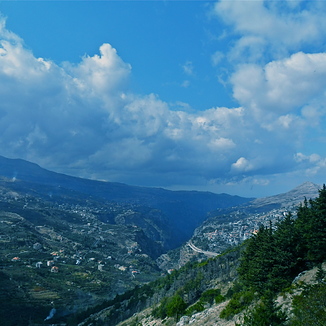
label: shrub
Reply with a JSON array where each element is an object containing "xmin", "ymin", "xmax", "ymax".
[
  {"xmin": 289, "ymin": 283, "xmax": 326, "ymax": 326},
  {"xmin": 185, "ymin": 301, "xmax": 205, "ymax": 315},
  {"xmin": 214, "ymin": 294, "xmax": 225, "ymax": 304},
  {"xmin": 152, "ymin": 294, "xmax": 187, "ymax": 320},
  {"xmin": 200, "ymin": 288, "xmax": 221, "ymax": 304},
  {"xmin": 220, "ymin": 290, "xmax": 255, "ymax": 319},
  {"xmin": 166, "ymin": 294, "xmax": 187, "ymax": 319},
  {"xmin": 241, "ymin": 293, "xmax": 287, "ymax": 326}
]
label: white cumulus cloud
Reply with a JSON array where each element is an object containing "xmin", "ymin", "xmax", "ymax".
[
  {"xmin": 231, "ymin": 157, "xmax": 254, "ymax": 173},
  {"xmin": 231, "ymin": 52, "xmax": 326, "ymax": 134},
  {"xmin": 213, "ymin": 0, "xmax": 326, "ymax": 62},
  {"xmin": 0, "ymin": 7, "xmax": 326, "ymax": 197}
]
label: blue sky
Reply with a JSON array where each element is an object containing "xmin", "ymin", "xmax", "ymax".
[{"xmin": 0, "ymin": 0, "xmax": 325, "ymax": 198}]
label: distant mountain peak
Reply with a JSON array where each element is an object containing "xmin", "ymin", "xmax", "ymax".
[
  {"xmin": 291, "ymin": 181, "xmax": 321, "ymax": 192},
  {"xmin": 250, "ymin": 181, "xmax": 321, "ymax": 209}
]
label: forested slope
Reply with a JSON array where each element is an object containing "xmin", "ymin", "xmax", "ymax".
[
  {"xmin": 86, "ymin": 185, "xmax": 326, "ymax": 326},
  {"xmin": 222, "ymin": 184, "xmax": 326, "ymax": 325}
]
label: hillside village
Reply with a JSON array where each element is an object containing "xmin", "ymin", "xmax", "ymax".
[
  {"xmin": 0, "ymin": 184, "xmax": 169, "ymax": 324},
  {"xmin": 1, "ymin": 206, "xmax": 161, "ymax": 274},
  {"xmin": 1, "ymin": 193, "xmax": 309, "ymax": 283},
  {"xmin": 192, "ymin": 206, "xmax": 295, "ymax": 254},
  {"xmin": 156, "ymin": 206, "xmax": 296, "ymax": 272},
  {"xmin": 159, "ymin": 182, "xmax": 321, "ymax": 271},
  {"xmin": 0, "ymin": 176, "xmax": 322, "ymax": 325}
]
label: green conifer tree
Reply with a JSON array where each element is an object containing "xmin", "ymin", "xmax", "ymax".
[
  {"xmin": 238, "ymin": 224, "xmax": 279, "ymax": 294},
  {"xmin": 241, "ymin": 292, "xmax": 287, "ymax": 326},
  {"xmin": 166, "ymin": 294, "xmax": 187, "ymax": 320}
]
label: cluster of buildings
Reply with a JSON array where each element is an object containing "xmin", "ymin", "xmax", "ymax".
[{"xmin": 195, "ymin": 207, "xmax": 294, "ymax": 254}]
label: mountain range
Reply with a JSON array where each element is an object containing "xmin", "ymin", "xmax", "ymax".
[
  {"xmin": 0, "ymin": 155, "xmax": 253, "ymax": 249},
  {"xmin": 0, "ymin": 155, "xmax": 322, "ymax": 325}
]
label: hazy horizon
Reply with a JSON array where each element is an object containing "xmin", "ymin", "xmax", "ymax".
[{"xmin": 0, "ymin": 1, "xmax": 325, "ymax": 198}]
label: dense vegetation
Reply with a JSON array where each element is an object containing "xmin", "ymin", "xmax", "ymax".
[
  {"xmin": 239, "ymin": 185, "xmax": 326, "ymax": 291},
  {"xmin": 290, "ymin": 279, "xmax": 326, "ymax": 326},
  {"xmin": 1, "ymin": 175, "xmax": 324, "ymax": 325},
  {"xmin": 220, "ymin": 185, "xmax": 326, "ymax": 325},
  {"xmin": 68, "ymin": 248, "xmax": 239, "ymax": 325},
  {"xmin": 70, "ymin": 186, "xmax": 326, "ymax": 325}
]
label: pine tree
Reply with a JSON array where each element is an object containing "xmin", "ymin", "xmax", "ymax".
[
  {"xmin": 237, "ymin": 185, "xmax": 326, "ymax": 326},
  {"xmin": 241, "ymin": 292, "xmax": 287, "ymax": 326},
  {"xmin": 306, "ymin": 185, "xmax": 326, "ymax": 262},
  {"xmin": 238, "ymin": 223, "xmax": 288, "ymax": 294},
  {"xmin": 290, "ymin": 283, "xmax": 326, "ymax": 326},
  {"xmin": 165, "ymin": 294, "xmax": 187, "ymax": 320},
  {"xmin": 273, "ymin": 213, "xmax": 304, "ymax": 281},
  {"xmin": 295, "ymin": 185, "xmax": 326, "ymax": 263}
]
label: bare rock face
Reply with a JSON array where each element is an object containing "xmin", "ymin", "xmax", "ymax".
[
  {"xmin": 176, "ymin": 315, "xmax": 190, "ymax": 326},
  {"xmin": 249, "ymin": 181, "xmax": 321, "ymax": 209}
]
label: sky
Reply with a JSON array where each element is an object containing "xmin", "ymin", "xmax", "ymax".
[{"xmin": 0, "ymin": 0, "xmax": 325, "ymax": 198}]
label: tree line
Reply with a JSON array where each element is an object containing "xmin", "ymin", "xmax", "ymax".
[
  {"xmin": 65, "ymin": 185, "xmax": 326, "ymax": 325},
  {"xmin": 238, "ymin": 184, "xmax": 326, "ymax": 294},
  {"xmin": 232, "ymin": 184, "xmax": 326, "ymax": 325}
]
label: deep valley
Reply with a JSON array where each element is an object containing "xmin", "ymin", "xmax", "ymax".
[{"xmin": 0, "ymin": 155, "xmax": 323, "ymax": 326}]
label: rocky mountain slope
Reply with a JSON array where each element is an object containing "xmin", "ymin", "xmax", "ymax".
[
  {"xmin": 0, "ymin": 155, "xmax": 252, "ymax": 325},
  {"xmin": 75, "ymin": 247, "xmax": 241, "ymax": 326},
  {"xmin": 109, "ymin": 184, "xmax": 326, "ymax": 326},
  {"xmin": 0, "ymin": 178, "xmax": 166, "ymax": 325},
  {"xmin": 117, "ymin": 262, "xmax": 326, "ymax": 326},
  {"xmin": 0, "ymin": 155, "xmax": 253, "ymax": 248},
  {"xmin": 157, "ymin": 181, "xmax": 321, "ymax": 271},
  {"xmin": 245, "ymin": 181, "xmax": 321, "ymax": 210},
  {"xmin": 0, "ymin": 155, "xmax": 323, "ymax": 326}
]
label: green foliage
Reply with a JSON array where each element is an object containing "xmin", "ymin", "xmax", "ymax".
[
  {"xmin": 315, "ymin": 264, "xmax": 326, "ymax": 283},
  {"xmin": 183, "ymin": 271, "xmax": 204, "ymax": 292},
  {"xmin": 200, "ymin": 288, "xmax": 221, "ymax": 304},
  {"xmin": 185, "ymin": 301, "xmax": 205, "ymax": 315},
  {"xmin": 166, "ymin": 294, "xmax": 187, "ymax": 318},
  {"xmin": 153, "ymin": 294, "xmax": 187, "ymax": 320},
  {"xmin": 152, "ymin": 297, "xmax": 169, "ymax": 319},
  {"xmin": 238, "ymin": 185, "xmax": 326, "ymax": 296},
  {"xmin": 295, "ymin": 185, "xmax": 326, "ymax": 263},
  {"xmin": 214, "ymin": 293, "xmax": 225, "ymax": 304},
  {"xmin": 220, "ymin": 290, "xmax": 255, "ymax": 319},
  {"xmin": 196, "ymin": 260, "xmax": 208, "ymax": 267},
  {"xmin": 225, "ymin": 281, "xmax": 243, "ymax": 298},
  {"xmin": 289, "ymin": 283, "xmax": 326, "ymax": 326},
  {"xmin": 185, "ymin": 288, "xmax": 225, "ymax": 316},
  {"xmin": 241, "ymin": 292, "xmax": 287, "ymax": 326},
  {"xmin": 234, "ymin": 186, "xmax": 326, "ymax": 326},
  {"xmin": 238, "ymin": 224, "xmax": 274, "ymax": 293}
]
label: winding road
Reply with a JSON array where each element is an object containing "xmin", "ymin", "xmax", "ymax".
[{"xmin": 187, "ymin": 241, "xmax": 219, "ymax": 257}]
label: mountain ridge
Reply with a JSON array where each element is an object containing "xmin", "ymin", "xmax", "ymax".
[
  {"xmin": 0, "ymin": 154, "xmax": 323, "ymax": 325},
  {"xmin": 0, "ymin": 155, "xmax": 253, "ymax": 247},
  {"xmin": 248, "ymin": 181, "xmax": 321, "ymax": 208},
  {"xmin": 157, "ymin": 180, "xmax": 321, "ymax": 271}
]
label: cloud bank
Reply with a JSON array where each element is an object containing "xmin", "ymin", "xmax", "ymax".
[{"xmin": 1, "ymin": 1, "xmax": 326, "ymax": 196}]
